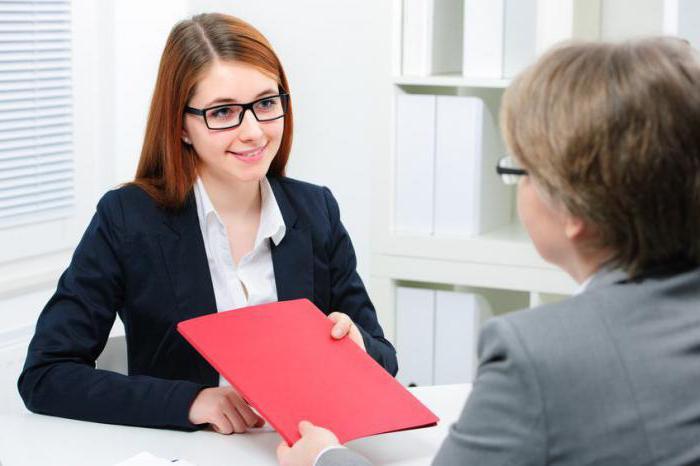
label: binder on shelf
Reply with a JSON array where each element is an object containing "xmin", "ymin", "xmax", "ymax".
[
  {"xmin": 177, "ymin": 299, "xmax": 439, "ymax": 445},
  {"xmin": 396, "ymin": 286, "xmax": 436, "ymax": 387},
  {"xmin": 462, "ymin": 0, "xmax": 600, "ymax": 79},
  {"xmin": 433, "ymin": 95, "xmax": 511, "ymax": 237},
  {"xmin": 663, "ymin": 0, "xmax": 700, "ymax": 49},
  {"xmin": 462, "ymin": 0, "xmax": 505, "ymax": 78},
  {"xmin": 394, "ymin": 93, "xmax": 436, "ymax": 235},
  {"xmin": 503, "ymin": 0, "xmax": 537, "ymax": 78},
  {"xmin": 434, "ymin": 290, "xmax": 493, "ymax": 384},
  {"xmin": 402, "ymin": 0, "xmax": 463, "ymax": 76},
  {"xmin": 535, "ymin": 0, "xmax": 601, "ymax": 54}
]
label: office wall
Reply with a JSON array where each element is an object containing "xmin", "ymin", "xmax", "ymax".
[{"xmin": 113, "ymin": 0, "xmax": 189, "ymax": 185}]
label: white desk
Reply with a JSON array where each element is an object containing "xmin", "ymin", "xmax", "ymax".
[{"xmin": 0, "ymin": 366, "xmax": 470, "ymax": 466}]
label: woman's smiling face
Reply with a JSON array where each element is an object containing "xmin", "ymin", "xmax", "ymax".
[{"xmin": 183, "ymin": 60, "xmax": 284, "ymax": 186}]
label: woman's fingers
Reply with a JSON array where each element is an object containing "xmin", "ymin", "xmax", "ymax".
[
  {"xmin": 254, "ymin": 416, "xmax": 266, "ymax": 428},
  {"xmin": 348, "ymin": 323, "xmax": 367, "ymax": 351},
  {"xmin": 210, "ymin": 412, "xmax": 234, "ymax": 435},
  {"xmin": 328, "ymin": 312, "xmax": 352, "ymax": 339},
  {"xmin": 222, "ymin": 403, "xmax": 249, "ymax": 433},
  {"xmin": 189, "ymin": 386, "xmax": 263, "ymax": 434},
  {"xmin": 227, "ymin": 391, "xmax": 264, "ymax": 428},
  {"xmin": 328, "ymin": 312, "xmax": 366, "ymax": 351}
]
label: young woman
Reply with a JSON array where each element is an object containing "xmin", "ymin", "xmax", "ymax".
[
  {"xmin": 18, "ymin": 13, "xmax": 397, "ymax": 434},
  {"xmin": 278, "ymin": 37, "xmax": 700, "ymax": 466}
]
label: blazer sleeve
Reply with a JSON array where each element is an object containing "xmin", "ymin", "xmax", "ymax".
[
  {"xmin": 432, "ymin": 317, "xmax": 547, "ymax": 465},
  {"xmin": 17, "ymin": 191, "xmax": 205, "ymax": 430},
  {"xmin": 321, "ymin": 187, "xmax": 398, "ymax": 376}
]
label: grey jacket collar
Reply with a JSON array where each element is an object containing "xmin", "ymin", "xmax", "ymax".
[{"xmin": 586, "ymin": 267, "xmax": 630, "ymax": 292}]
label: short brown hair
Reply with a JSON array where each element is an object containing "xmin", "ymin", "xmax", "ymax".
[
  {"xmin": 501, "ymin": 37, "xmax": 700, "ymax": 277},
  {"xmin": 132, "ymin": 13, "xmax": 293, "ymax": 209}
]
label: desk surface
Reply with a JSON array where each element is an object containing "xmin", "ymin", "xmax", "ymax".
[{"xmin": 0, "ymin": 355, "xmax": 470, "ymax": 466}]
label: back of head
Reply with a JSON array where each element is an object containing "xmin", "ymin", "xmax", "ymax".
[{"xmin": 501, "ymin": 37, "xmax": 700, "ymax": 277}]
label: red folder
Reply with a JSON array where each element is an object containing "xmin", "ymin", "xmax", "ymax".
[{"xmin": 177, "ymin": 299, "xmax": 439, "ymax": 445}]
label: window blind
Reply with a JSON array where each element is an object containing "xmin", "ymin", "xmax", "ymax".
[{"xmin": 0, "ymin": 0, "xmax": 73, "ymax": 229}]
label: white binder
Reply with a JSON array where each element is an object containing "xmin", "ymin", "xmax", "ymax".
[
  {"xmin": 503, "ymin": 0, "xmax": 537, "ymax": 78},
  {"xmin": 463, "ymin": 0, "xmax": 537, "ymax": 79},
  {"xmin": 402, "ymin": 0, "xmax": 432, "ymax": 76},
  {"xmin": 463, "ymin": 0, "xmax": 600, "ymax": 79},
  {"xmin": 434, "ymin": 290, "xmax": 493, "ymax": 384},
  {"xmin": 402, "ymin": 0, "xmax": 464, "ymax": 76},
  {"xmin": 535, "ymin": 0, "xmax": 601, "ymax": 54},
  {"xmin": 462, "ymin": 0, "xmax": 505, "ymax": 78},
  {"xmin": 433, "ymin": 95, "xmax": 511, "ymax": 237},
  {"xmin": 394, "ymin": 94, "xmax": 436, "ymax": 235},
  {"xmin": 396, "ymin": 286, "xmax": 436, "ymax": 387}
]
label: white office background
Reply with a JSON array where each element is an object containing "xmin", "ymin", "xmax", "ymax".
[{"xmin": 0, "ymin": 0, "xmax": 683, "ymax": 372}]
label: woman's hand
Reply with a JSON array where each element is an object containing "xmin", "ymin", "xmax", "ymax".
[
  {"xmin": 188, "ymin": 386, "xmax": 265, "ymax": 434},
  {"xmin": 277, "ymin": 421, "xmax": 340, "ymax": 466},
  {"xmin": 328, "ymin": 312, "xmax": 366, "ymax": 352}
]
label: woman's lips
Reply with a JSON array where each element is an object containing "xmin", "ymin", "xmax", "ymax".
[{"xmin": 228, "ymin": 144, "xmax": 266, "ymax": 163}]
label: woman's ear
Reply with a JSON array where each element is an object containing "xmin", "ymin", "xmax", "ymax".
[{"xmin": 181, "ymin": 130, "xmax": 192, "ymax": 145}]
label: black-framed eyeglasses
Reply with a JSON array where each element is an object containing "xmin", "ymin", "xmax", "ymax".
[
  {"xmin": 184, "ymin": 93, "xmax": 289, "ymax": 130},
  {"xmin": 496, "ymin": 155, "xmax": 528, "ymax": 185}
]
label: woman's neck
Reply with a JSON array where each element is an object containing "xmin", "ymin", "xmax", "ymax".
[{"xmin": 199, "ymin": 171, "xmax": 261, "ymax": 219}]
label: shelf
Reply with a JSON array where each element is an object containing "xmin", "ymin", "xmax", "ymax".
[
  {"xmin": 371, "ymin": 222, "xmax": 577, "ymax": 295},
  {"xmin": 371, "ymin": 253, "xmax": 576, "ymax": 295},
  {"xmin": 393, "ymin": 74, "xmax": 510, "ymax": 88},
  {"xmin": 374, "ymin": 222, "xmax": 552, "ymax": 269}
]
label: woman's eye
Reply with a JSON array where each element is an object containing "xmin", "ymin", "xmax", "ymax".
[
  {"xmin": 209, "ymin": 106, "xmax": 237, "ymax": 120},
  {"xmin": 256, "ymin": 98, "xmax": 278, "ymax": 111}
]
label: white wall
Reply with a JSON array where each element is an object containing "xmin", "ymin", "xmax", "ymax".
[{"xmin": 113, "ymin": 0, "xmax": 189, "ymax": 184}]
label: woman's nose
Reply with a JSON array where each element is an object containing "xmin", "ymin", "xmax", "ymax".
[{"xmin": 236, "ymin": 109, "xmax": 264, "ymax": 140}]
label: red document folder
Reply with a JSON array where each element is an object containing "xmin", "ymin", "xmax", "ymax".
[{"xmin": 177, "ymin": 299, "xmax": 439, "ymax": 445}]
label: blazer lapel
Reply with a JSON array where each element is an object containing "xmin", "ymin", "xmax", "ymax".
[
  {"xmin": 268, "ymin": 177, "xmax": 314, "ymax": 301},
  {"xmin": 159, "ymin": 193, "xmax": 218, "ymax": 321},
  {"xmin": 157, "ymin": 193, "xmax": 218, "ymax": 384}
]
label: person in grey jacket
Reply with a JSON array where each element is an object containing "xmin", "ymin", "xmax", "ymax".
[{"xmin": 276, "ymin": 36, "xmax": 700, "ymax": 466}]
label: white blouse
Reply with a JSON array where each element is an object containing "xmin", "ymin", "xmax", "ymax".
[{"xmin": 193, "ymin": 177, "xmax": 286, "ymax": 386}]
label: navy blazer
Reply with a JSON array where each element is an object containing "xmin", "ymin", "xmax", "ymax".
[{"xmin": 18, "ymin": 176, "xmax": 397, "ymax": 430}]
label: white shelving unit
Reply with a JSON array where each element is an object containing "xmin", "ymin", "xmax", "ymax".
[
  {"xmin": 370, "ymin": 0, "xmax": 602, "ymax": 342},
  {"xmin": 393, "ymin": 74, "xmax": 510, "ymax": 88}
]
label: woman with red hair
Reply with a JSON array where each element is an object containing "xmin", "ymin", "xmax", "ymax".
[{"xmin": 18, "ymin": 13, "xmax": 397, "ymax": 434}]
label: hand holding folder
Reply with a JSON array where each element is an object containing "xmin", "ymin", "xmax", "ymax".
[{"xmin": 177, "ymin": 299, "xmax": 439, "ymax": 445}]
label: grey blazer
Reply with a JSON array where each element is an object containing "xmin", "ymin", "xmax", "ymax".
[{"xmin": 318, "ymin": 266, "xmax": 700, "ymax": 466}]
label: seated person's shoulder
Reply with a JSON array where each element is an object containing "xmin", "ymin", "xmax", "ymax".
[
  {"xmin": 489, "ymin": 293, "xmax": 603, "ymax": 356},
  {"xmin": 100, "ymin": 183, "xmax": 153, "ymax": 206},
  {"xmin": 95, "ymin": 183, "xmax": 166, "ymax": 231}
]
